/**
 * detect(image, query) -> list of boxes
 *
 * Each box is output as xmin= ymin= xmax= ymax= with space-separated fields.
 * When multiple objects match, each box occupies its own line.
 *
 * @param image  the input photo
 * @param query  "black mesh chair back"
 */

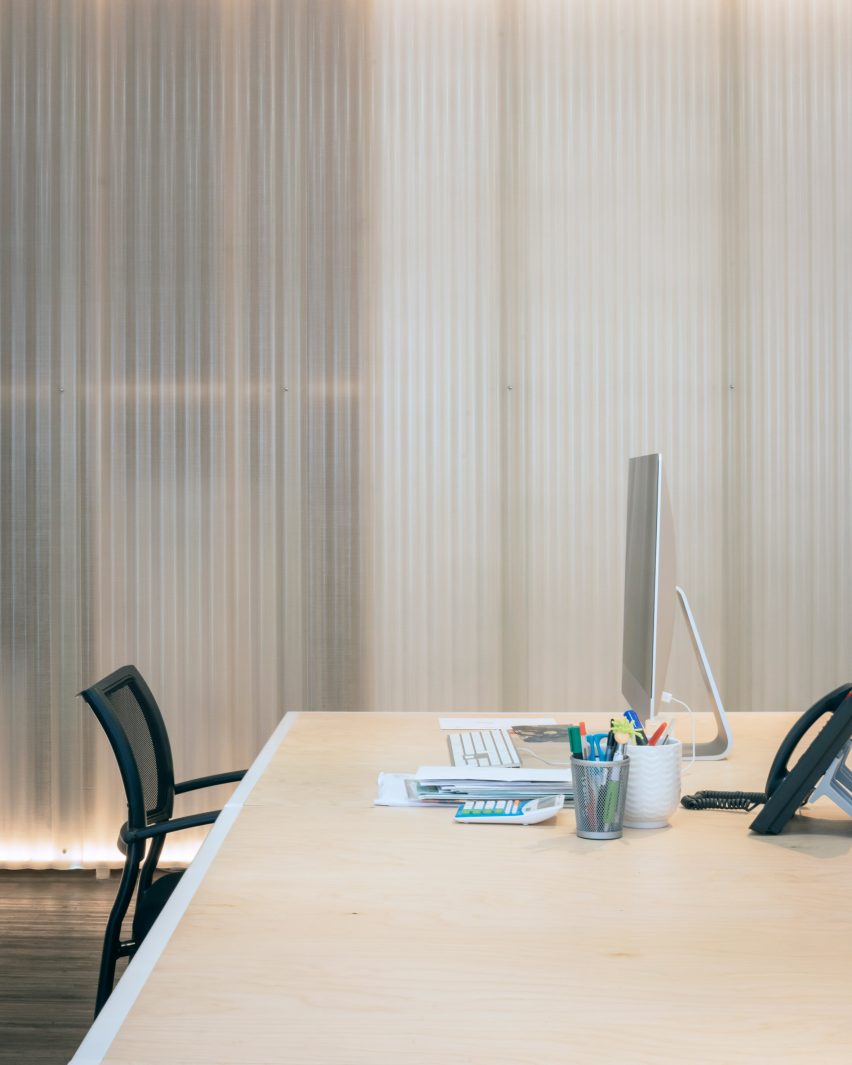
xmin=82 ymin=665 xmax=176 ymax=833
xmin=80 ymin=664 xmax=245 ymax=1017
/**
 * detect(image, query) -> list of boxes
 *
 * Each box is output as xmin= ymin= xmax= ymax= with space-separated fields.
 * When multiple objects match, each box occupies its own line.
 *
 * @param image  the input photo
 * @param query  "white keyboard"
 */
xmin=447 ymin=729 xmax=521 ymax=769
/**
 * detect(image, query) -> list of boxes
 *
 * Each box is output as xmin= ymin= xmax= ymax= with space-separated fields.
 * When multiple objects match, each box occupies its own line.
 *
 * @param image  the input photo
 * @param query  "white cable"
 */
xmin=661 ymin=691 xmax=696 ymax=772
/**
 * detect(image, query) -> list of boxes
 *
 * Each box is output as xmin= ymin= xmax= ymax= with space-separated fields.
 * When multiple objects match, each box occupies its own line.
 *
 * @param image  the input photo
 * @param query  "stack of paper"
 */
xmin=375 ymin=766 xmax=572 ymax=807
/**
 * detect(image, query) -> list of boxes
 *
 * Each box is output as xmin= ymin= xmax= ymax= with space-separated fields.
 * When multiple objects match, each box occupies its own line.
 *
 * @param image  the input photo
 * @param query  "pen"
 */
xmin=579 ymin=720 xmax=589 ymax=760
xmin=605 ymin=730 xmax=617 ymax=762
xmin=648 ymin=721 xmax=669 ymax=746
xmin=610 ymin=721 xmax=633 ymax=748
xmin=602 ymin=744 xmax=625 ymax=825
xmin=624 ymin=709 xmax=648 ymax=745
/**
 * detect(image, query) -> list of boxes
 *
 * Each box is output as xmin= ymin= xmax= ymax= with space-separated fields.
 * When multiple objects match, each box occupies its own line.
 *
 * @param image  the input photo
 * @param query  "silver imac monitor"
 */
xmin=621 ymin=453 xmax=733 ymax=758
xmin=621 ymin=454 xmax=676 ymax=723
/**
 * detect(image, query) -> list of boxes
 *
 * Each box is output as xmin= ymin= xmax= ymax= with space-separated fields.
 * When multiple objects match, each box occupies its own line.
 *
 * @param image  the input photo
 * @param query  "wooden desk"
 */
xmin=73 ymin=713 xmax=852 ymax=1064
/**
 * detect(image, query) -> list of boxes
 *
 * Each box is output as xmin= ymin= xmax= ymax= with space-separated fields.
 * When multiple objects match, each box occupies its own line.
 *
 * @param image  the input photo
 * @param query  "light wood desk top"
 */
xmin=86 ymin=713 xmax=851 ymax=1065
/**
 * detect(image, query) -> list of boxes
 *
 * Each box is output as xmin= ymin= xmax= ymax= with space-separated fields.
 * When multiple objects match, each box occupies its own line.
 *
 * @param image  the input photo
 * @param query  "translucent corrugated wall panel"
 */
xmin=1 ymin=1 xmax=850 ymax=865
xmin=725 ymin=0 xmax=852 ymax=710
xmin=505 ymin=1 xmax=728 ymax=715
xmin=367 ymin=1 xmax=503 ymax=713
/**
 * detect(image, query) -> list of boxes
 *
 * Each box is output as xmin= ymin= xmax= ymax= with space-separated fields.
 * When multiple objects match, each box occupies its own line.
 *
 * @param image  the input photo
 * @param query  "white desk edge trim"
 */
xmin=68 ymin=711 xmax=301 ymax=1065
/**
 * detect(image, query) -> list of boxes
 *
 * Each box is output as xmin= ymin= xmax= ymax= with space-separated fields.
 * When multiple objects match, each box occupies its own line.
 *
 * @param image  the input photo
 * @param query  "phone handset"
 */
xmin=751 ymin=684 xmax=852 ymax=833
xmin=763 ymin=687 xmax=849 ymax=799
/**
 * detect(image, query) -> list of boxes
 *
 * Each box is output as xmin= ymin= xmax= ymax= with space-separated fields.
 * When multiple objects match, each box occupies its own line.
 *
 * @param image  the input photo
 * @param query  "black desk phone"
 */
xmin=681 ymin=683 xmax=852 ymax=834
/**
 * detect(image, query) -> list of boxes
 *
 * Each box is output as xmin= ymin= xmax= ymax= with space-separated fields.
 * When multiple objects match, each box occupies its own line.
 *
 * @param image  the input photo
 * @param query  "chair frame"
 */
xmin=80 ymin=665 xmax=245 ymax=1016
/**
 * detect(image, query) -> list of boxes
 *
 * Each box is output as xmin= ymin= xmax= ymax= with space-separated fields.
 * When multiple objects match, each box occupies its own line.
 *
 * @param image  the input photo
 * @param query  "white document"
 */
xmin=375 ymin=768 xmax=572 ymax=807
xmin=374 ymin=772 xmax=433 ymax=807
xmin=415 ymin=766 xmax=571 ymax=783
xmin=438 ymin=717 xmax=556 ymax=730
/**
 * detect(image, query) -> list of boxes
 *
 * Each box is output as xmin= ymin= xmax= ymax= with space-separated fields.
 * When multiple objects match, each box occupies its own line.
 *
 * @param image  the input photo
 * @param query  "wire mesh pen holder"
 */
xmin=571 ymin=755 xmax=630 ymax=840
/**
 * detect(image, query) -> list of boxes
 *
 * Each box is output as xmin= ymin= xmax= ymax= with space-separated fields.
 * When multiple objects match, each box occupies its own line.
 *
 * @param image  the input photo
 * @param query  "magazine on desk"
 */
xmin=509 ymin=725 xmax=575 ymax=770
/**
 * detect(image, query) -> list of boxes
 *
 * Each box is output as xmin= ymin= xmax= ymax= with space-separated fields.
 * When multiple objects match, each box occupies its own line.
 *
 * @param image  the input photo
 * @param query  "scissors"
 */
xmin=585 ymin=732 xmax=610 ymax=762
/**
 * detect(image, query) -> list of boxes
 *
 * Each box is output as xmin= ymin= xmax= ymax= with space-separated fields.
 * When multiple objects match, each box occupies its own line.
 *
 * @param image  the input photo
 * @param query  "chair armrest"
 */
xmin=174 ymin=770 xmax=246 ymax=794
xmin=122 ymin=810 xmax=220 ymax=843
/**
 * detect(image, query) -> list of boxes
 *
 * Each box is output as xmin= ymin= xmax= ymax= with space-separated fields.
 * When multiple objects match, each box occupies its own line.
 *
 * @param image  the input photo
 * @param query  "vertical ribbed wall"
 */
xmin=502 ymin=1 xmax=728 ymax=713
xmin=368 ymin=1 xmax=503 ymax=712
xmin=725 ymin=0 xmax=852 ymax=710
xmin=1 ymin=1 xmax=850 ymax=864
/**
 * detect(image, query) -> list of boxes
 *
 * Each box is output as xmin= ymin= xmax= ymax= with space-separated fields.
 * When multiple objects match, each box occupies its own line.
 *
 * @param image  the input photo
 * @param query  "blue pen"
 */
xmin=624 ymin=709 xmax=648 ymax=745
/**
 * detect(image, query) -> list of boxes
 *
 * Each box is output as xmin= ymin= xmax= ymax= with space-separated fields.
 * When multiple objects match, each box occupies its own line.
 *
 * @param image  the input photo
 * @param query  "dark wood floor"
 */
xmin=0 ymin=870 xmax=124 ymax=1065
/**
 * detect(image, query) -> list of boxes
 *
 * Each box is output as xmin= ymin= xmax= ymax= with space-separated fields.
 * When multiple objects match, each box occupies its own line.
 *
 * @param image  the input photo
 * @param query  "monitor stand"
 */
xmin=666 ymin=586 xmax=734 ymax=760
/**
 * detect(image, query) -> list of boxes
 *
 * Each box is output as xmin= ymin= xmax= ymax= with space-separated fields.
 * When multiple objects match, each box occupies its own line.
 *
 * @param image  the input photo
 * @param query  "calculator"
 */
xmin=454 ymin=794 xmax=565 ymax=825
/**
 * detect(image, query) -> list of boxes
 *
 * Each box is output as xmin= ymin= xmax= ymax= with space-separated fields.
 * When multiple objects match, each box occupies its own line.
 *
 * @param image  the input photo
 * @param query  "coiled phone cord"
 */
xmin=680 ymin=790 xmax=766 ymax=812
xmin=663 ymin=691 xmax=766 ymax=810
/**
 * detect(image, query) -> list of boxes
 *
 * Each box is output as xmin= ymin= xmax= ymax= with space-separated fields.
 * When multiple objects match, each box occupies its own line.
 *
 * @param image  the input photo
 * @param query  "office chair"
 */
xmin=80 ymin=664 xmax=246 ymax=1017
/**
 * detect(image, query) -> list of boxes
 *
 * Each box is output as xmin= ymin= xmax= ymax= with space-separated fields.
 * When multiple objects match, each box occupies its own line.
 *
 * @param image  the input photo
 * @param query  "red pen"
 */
xmin=648 ymin=721 xmax=669 ymax=746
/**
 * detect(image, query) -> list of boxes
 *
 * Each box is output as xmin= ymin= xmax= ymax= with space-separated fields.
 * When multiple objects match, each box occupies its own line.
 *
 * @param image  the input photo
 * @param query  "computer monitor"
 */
xmin=621 ymin=452 xmax=733 ymax=758
xmin=621 ymin=454 xmax=676 ymax=723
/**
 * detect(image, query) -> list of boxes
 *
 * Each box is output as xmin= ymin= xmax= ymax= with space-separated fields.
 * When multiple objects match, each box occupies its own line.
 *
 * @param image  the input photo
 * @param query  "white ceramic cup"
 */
xmin=622 ymin=739 xmax=682 ymax=829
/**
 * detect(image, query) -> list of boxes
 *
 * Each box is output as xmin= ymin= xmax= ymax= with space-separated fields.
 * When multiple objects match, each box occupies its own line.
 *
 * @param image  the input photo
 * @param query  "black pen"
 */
xmin=605 ymin=730 xmax=617 ymax=762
